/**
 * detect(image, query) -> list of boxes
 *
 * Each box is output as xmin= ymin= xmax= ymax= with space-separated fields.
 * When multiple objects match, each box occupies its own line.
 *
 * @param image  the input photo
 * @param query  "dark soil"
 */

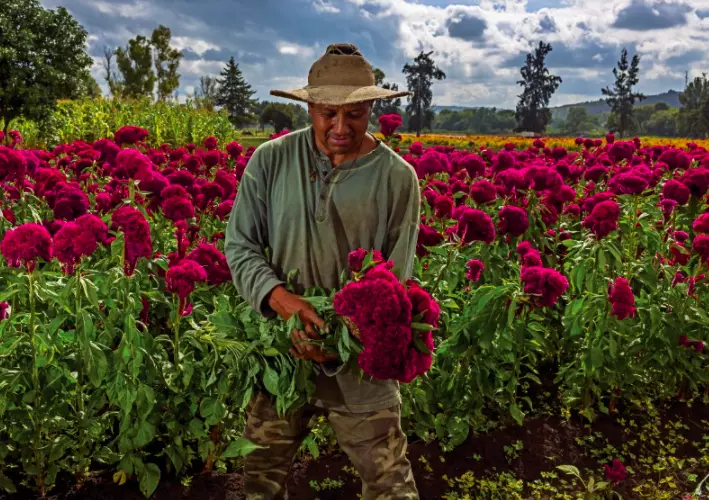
xmin=4 ymin=400 xmax=708 ymax=500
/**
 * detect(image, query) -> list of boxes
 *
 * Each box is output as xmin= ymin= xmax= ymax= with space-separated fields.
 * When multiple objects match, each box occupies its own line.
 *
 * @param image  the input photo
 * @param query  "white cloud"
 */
xmin=180 ymin=59 xmax=225 ymax=77
xmin=276 ymin=42 xmax=317 ymax=58
xmin=171 ymin=36 xmax=220 ymax=56
xmin=313 ymin=0 xmax=341 ymax=14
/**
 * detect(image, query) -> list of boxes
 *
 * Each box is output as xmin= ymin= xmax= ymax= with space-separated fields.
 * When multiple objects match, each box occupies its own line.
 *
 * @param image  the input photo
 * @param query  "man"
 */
xmin=224 ymin=43 xmax=420 ymax=500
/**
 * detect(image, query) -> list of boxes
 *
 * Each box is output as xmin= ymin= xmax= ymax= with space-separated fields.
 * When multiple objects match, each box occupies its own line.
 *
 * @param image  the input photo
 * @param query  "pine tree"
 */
xmin=403 ymin=52 xmax=446 ymax=137
xmin=215 ymin=57 xmax=257 ymax=128
xmin=150 ymin=25 xmax=183 ymax=101
xmin=601 ymin=48 xmax=646 ymax=138
xmin=115 ymin=35 xmax=155 ymax=99
xmin=515 ymin=41 xmax=562 ymax=134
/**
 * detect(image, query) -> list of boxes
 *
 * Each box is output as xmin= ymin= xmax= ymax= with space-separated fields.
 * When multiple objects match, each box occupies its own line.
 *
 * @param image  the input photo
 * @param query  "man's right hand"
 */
xmin=267 ymin=285 xmax=337 ymax=363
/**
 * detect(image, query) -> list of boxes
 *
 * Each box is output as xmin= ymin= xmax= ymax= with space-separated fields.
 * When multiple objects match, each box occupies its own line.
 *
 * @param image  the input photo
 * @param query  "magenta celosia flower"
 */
xmin=495 ymin=168 xmax=527 ymax=193
xmin=608 ymin=171 xmax=649 ymax=195
xmin=270 ymin=129 xmax=291 ymax=140
xmin=0 ymin=301 xmax=8 ymax=320
xmin=0 ymin=223 xmax=53 ymax=270
xmin=662 ymin=179 xmax=691 ymax=205
xmin=581 ymin=191 xmax=614 ymax=214
xmin=378 ymin=114 xmax=403 ymax=138
xmin=604 ymin=459 xmax=627 ymax=485
xmin=203 ymin=150 xmax=222 ymax=168
xmin=584 ymin=165 xmax=608 ymax=182
xmin=166 ymin=259 xmax=208 ymax=299
xmin=0 ymin=146 xmax=28 ymax=184
xmin=52 ymin=184 xmax=90 ymax=221
xmin=417 ymin=224 xmax=443 ymax=256
xmin=456 ymin=207 xmax=496 ymax=245
xmin=111 ymin=207 xmax=153 ymax=275
xmin=409 ymin=142 xmax=423 ymax=156
xmin=608 ymin=142 xmax=635 ymax=163
xmin=53 ymin=221 xmax=100 ymax=273
xmin=498 ymin=205 xmax=529 ymax=237
xmin=680 ymin=168 xmax=709 ymax=197
xmin=185 ymin=243 xmax=232 ymax=285
xmin=516 ymin=240 xmax=533 ymax=257
xmin=521 ymin=248 xmax=543 ymax=268
xmin=673 ymin=230 xmax=689 ymax=242
xmin=225 ymin=141 xmax=243 ymax=159
xmin=693 ymin=235 xmax=709 ymax=263
xmin=457 ymin=154 xmax=486 ymax=179
xmin=582 ymin=200 xmax=620 ymax=239
xmin=114 ymin=126 xmax=149 ymax=146
xmin=348 ymin=248 xmax=385 ymax=273
xmin=466 ymin=259 xmax=484 ymax=282
xmin=609 ymin=277 xmax=635 ymax=320
xmin=115 ymin=149 xmax=153 ymax=181
xmin=564 ymin=204 xmax=581 ymax=218
xmin=520 ymin=266 xmax=569 ymax=307
xmin=162 ymin=196 xmax=195 ymax=222
xmin=415 ymin=151 xmax=449 ymax=178
xmin=433 ymin=194 xmax=454 ymax=218
xmin=75 ymin=214 xmax=109 ymax=245
xmin=525 ymin=166 xmax=562 ymax=191
xmin=203 ymin=136 xmax=218 ymax=150
xmin=95 ymin=192 xmax=113 ymax=213
xmin=693 ymin=213 xmax=709 ymax=234
xmin=470 ymin=180 xmax=498 ymax=204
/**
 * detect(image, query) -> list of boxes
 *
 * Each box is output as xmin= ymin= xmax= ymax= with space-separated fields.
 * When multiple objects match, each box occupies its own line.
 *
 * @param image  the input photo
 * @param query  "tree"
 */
xmin=645 ymin=108 xmax=679 ymax=136
xmin=73 ymin=72 xmax=102 ymax=99
xmin=260 ymin=103 xmax=294 ymax=132
xmin=194 ymin=76 xmax=219 ymax=111
xmin=677 ymin=73 xmax=709 ymax=138
xmin=215 ymin=56 xmax=258 ymax=128
xmin=115 ymin=35 xmax=156 ymax=99
xmin=150 ymin=25 xmax=183 ymax=101
xmin=601 ymin=48 xmax=646 ymax=138
xmin=403 ymin=52 xmax=446 ymax=137
xmin=561 ymin=107 xmax=598 ymax=136
xmin=0 ymin=0 xmax=93 ymax=134
xmin=515 ymin=41 xmax=562 ymax=134
xmin=371 ymin=69 xmax=403 ymax=125
xmin=103 ymin=47 xmax=123 ymax=98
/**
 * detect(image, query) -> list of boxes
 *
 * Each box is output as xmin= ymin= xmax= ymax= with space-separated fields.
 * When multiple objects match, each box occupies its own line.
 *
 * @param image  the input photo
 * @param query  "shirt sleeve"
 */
xmin=224 ymin=150 xmax=284 ymax=317
xmin=384 ymin=163 xmax=421 ymax=281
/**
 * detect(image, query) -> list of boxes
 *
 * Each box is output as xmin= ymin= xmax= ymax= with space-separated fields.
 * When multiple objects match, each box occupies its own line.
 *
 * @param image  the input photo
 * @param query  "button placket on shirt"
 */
xmin=314 ymin=156 xmax=335 ymax=222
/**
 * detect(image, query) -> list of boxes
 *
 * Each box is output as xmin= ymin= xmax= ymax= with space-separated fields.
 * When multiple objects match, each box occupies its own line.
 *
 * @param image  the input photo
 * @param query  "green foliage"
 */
xmin=0 ymin=0 xmax=94 ymax=134
xmin=433 ymin=108 xmax=516 ymax=134
xmin=8 ymin=98 xmax=253 ymax=148
xmin=602 ymin=48 xmax=646 ymax=138
xmin=371 ymin=68 xmax=403 ymax=125
xmin=560 ymin=107 xmax=599 ymax=136
xmin=215 ymin=56 xmax=258 ymax=128
xmin=515 ymin=41 xmax=562 ymax=134
xmin=678 ymin=73 xmax=709 ymax=138
xmin=403 ymin=51 xmax=446 ymax=136
xmin=260 ymin=103 xmax=295 ymax=132
xmin=194 ymin=76 xmax=219 ymax=112
xmin=115 ymin=35 xmax=156 ymax=99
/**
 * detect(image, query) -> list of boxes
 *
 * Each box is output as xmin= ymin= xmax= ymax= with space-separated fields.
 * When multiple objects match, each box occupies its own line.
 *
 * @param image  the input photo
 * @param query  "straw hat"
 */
xmin=270 ymin=43 xmax=410 ymax=106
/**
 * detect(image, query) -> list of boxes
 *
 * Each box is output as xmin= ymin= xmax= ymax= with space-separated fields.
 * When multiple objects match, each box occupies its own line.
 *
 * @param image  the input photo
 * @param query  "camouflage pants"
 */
xmin=243 ymin=392 xmax=419 ymax=500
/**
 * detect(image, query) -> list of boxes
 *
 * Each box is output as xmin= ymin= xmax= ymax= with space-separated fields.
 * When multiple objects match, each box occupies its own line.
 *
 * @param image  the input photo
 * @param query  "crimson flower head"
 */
xmin=604 ymin=459 xmax=627 ymax=485
xmin=673 ymin=230 xmax=689 ymax=243
xmin=521 ymin=266 xmax=569 ymax=307
xmin=166 ymin=259 xmax=208 ymax=299
xmin=378 ymin=114 xmax=403 ymax=138
xmin=680 ymin=168 xmax=709 ymax=198
xmin=1 ymin=223 xmax=53 ymax=270
xmin=186 ymin=243 xmax=232 ymax=285
xmin=162 ymin=196 xmax=195 ymax=222
xmin=693 ymin=213 xmax=709 ymax=234
xmin=225 ymin=141 xmax=243 ymax=159
xmin=516 ymin=240 xmax=533 ymax=257
xmin=606 ymin=133 xmax=615 ymax=145
xmin=498 ymin=205 xmax=529 ymax=238
xmin=433 ymin=194 xmax=454 ymax=218
xmin=564 ymin=204 xmax=581 ymax=218
xmin=409 ymin=142 xmax=423 ymax=156
xmin=457 ymin=154 xmax=486 ymax=179
xmin=693 ymin=235 xmax=709 ymax=263
xmin=0 ymin=146 xmax=28 ymax=184
xmin=609 ymin=277 xmax=636 ymax=320
xmin=521 ymin=248 xmax=543 ymax=268
xmin=470 ymin=179 xmax=498 ymax=204
xmin=456 ymin=207 xmax=496 ymax=245
xmin=416 ymin=151 xmax=449 ymax=178
xmin=608 ymin=171 xmax=649 ymax=195
xmin=659 ymin=199 xmax=678 ymax=217
xmin=116 ymin=149 xmax=153 ymax=181
xmin=417 ymin=224 xmax=443 ymax=256
xmin=466 ymin=259 xmax=484 ymax=282
xmin=662 ymin=179 xmax=691 ymax=205
xmin=582 ymin=200 xmax=620 ymax=239
xmin=348 ymin=248 xmax=385 ymax=273
xmin=114 ymin=126 xmax=149 ymax=146
xmin=53 ymin=221 xmax=100 ymax=273
xmin=52 ymin=183 xmax=90 ymax=221
xmin=0 ymin=301 xmax=8 ymax=320
xmin=203 ymin=136 xmax=218 ymax=150
xmin=111 ymin=207 xmax=152 ymax=275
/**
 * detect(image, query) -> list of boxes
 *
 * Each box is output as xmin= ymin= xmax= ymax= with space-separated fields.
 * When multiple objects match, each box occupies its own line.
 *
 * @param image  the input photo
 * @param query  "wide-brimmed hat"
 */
xmin=270 ymin=43 xmax=410 ymax=106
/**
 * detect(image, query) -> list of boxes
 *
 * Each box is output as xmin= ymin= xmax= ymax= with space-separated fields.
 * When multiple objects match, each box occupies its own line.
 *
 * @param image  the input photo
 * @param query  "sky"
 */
xmin=42 ymin=0 xmax=709 ymax=109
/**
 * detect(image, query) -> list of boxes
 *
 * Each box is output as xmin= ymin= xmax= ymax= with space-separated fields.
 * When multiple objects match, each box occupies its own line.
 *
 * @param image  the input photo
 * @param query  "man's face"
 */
xmin=308 ymin=102 xmax=372 ymax=155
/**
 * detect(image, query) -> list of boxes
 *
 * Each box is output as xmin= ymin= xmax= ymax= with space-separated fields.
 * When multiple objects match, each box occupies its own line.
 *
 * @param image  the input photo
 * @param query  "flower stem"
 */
xmin=74 ymin=269 xmax=87 ymax=480
xmin=28 ymin=269 xmax=45 ymax=494
xmin=174 ymin=297 xmax=183 ymax=368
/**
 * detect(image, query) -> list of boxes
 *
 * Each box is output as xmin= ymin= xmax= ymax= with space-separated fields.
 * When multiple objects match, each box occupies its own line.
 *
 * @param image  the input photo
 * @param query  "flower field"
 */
xmin=1 ymin=125 xmax=709 ymax=498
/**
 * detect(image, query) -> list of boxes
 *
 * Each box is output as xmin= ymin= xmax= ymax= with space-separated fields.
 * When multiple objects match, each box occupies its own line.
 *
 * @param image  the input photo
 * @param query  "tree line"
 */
xmin=2 ymin=0 xmax=709 ymax=139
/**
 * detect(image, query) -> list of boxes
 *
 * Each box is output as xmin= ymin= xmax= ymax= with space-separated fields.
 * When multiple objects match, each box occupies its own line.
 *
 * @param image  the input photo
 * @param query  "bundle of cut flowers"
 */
xmin=259 ymin=249 xmax=440 ymax=385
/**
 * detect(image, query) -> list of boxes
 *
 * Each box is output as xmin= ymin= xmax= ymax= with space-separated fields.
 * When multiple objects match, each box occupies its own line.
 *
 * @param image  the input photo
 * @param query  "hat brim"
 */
xmin=270 ymin=85 xmax=410 ymax=106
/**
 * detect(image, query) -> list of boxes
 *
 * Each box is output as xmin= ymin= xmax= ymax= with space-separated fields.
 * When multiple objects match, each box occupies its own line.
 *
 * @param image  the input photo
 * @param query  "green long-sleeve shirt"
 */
xmin=224 ymin=126 xmax=420 ymax=413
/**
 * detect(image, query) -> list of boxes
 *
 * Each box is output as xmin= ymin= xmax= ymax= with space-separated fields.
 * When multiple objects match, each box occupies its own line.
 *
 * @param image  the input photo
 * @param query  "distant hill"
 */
xmin=432 ymin=90 xmax=683 ymax=120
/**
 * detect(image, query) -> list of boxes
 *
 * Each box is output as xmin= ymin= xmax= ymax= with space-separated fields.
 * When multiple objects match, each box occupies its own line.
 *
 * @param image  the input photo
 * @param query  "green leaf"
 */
xmin=138 ymin=462 xmax=161 ymax=498
xmin=134 ymin=420 xmax=155 ymax=448
xmin=263 ymin=347 xmax=280 ymax=356
xmin=136 ymin=385 xmax=155 ymax=420
xmin=590 ymin=346 xmax=603 ymax=368
xmin=86 ymin=342 xmax=107 ymax=387
xmin=509 ymin=403 xmax=524 ymax=426
xmin=556 ymin=464 xmax=581 ymax=478
xmin=413 ymin=335 xmax=432 ymax=355
xmin=263 ymin=364 xmax=280 ymax=396
xmin=222 ymin=437 xmax=265 ymax=458
xmin=411 ymin=322 xmax=435 ymax=333
xmin=0 ymin=473 xmax=16 ymax=494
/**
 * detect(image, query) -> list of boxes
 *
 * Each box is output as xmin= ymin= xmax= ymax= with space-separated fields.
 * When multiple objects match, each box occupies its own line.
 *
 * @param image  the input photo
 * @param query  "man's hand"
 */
xmin=267 ymin=286 xmax=337 ymax=363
